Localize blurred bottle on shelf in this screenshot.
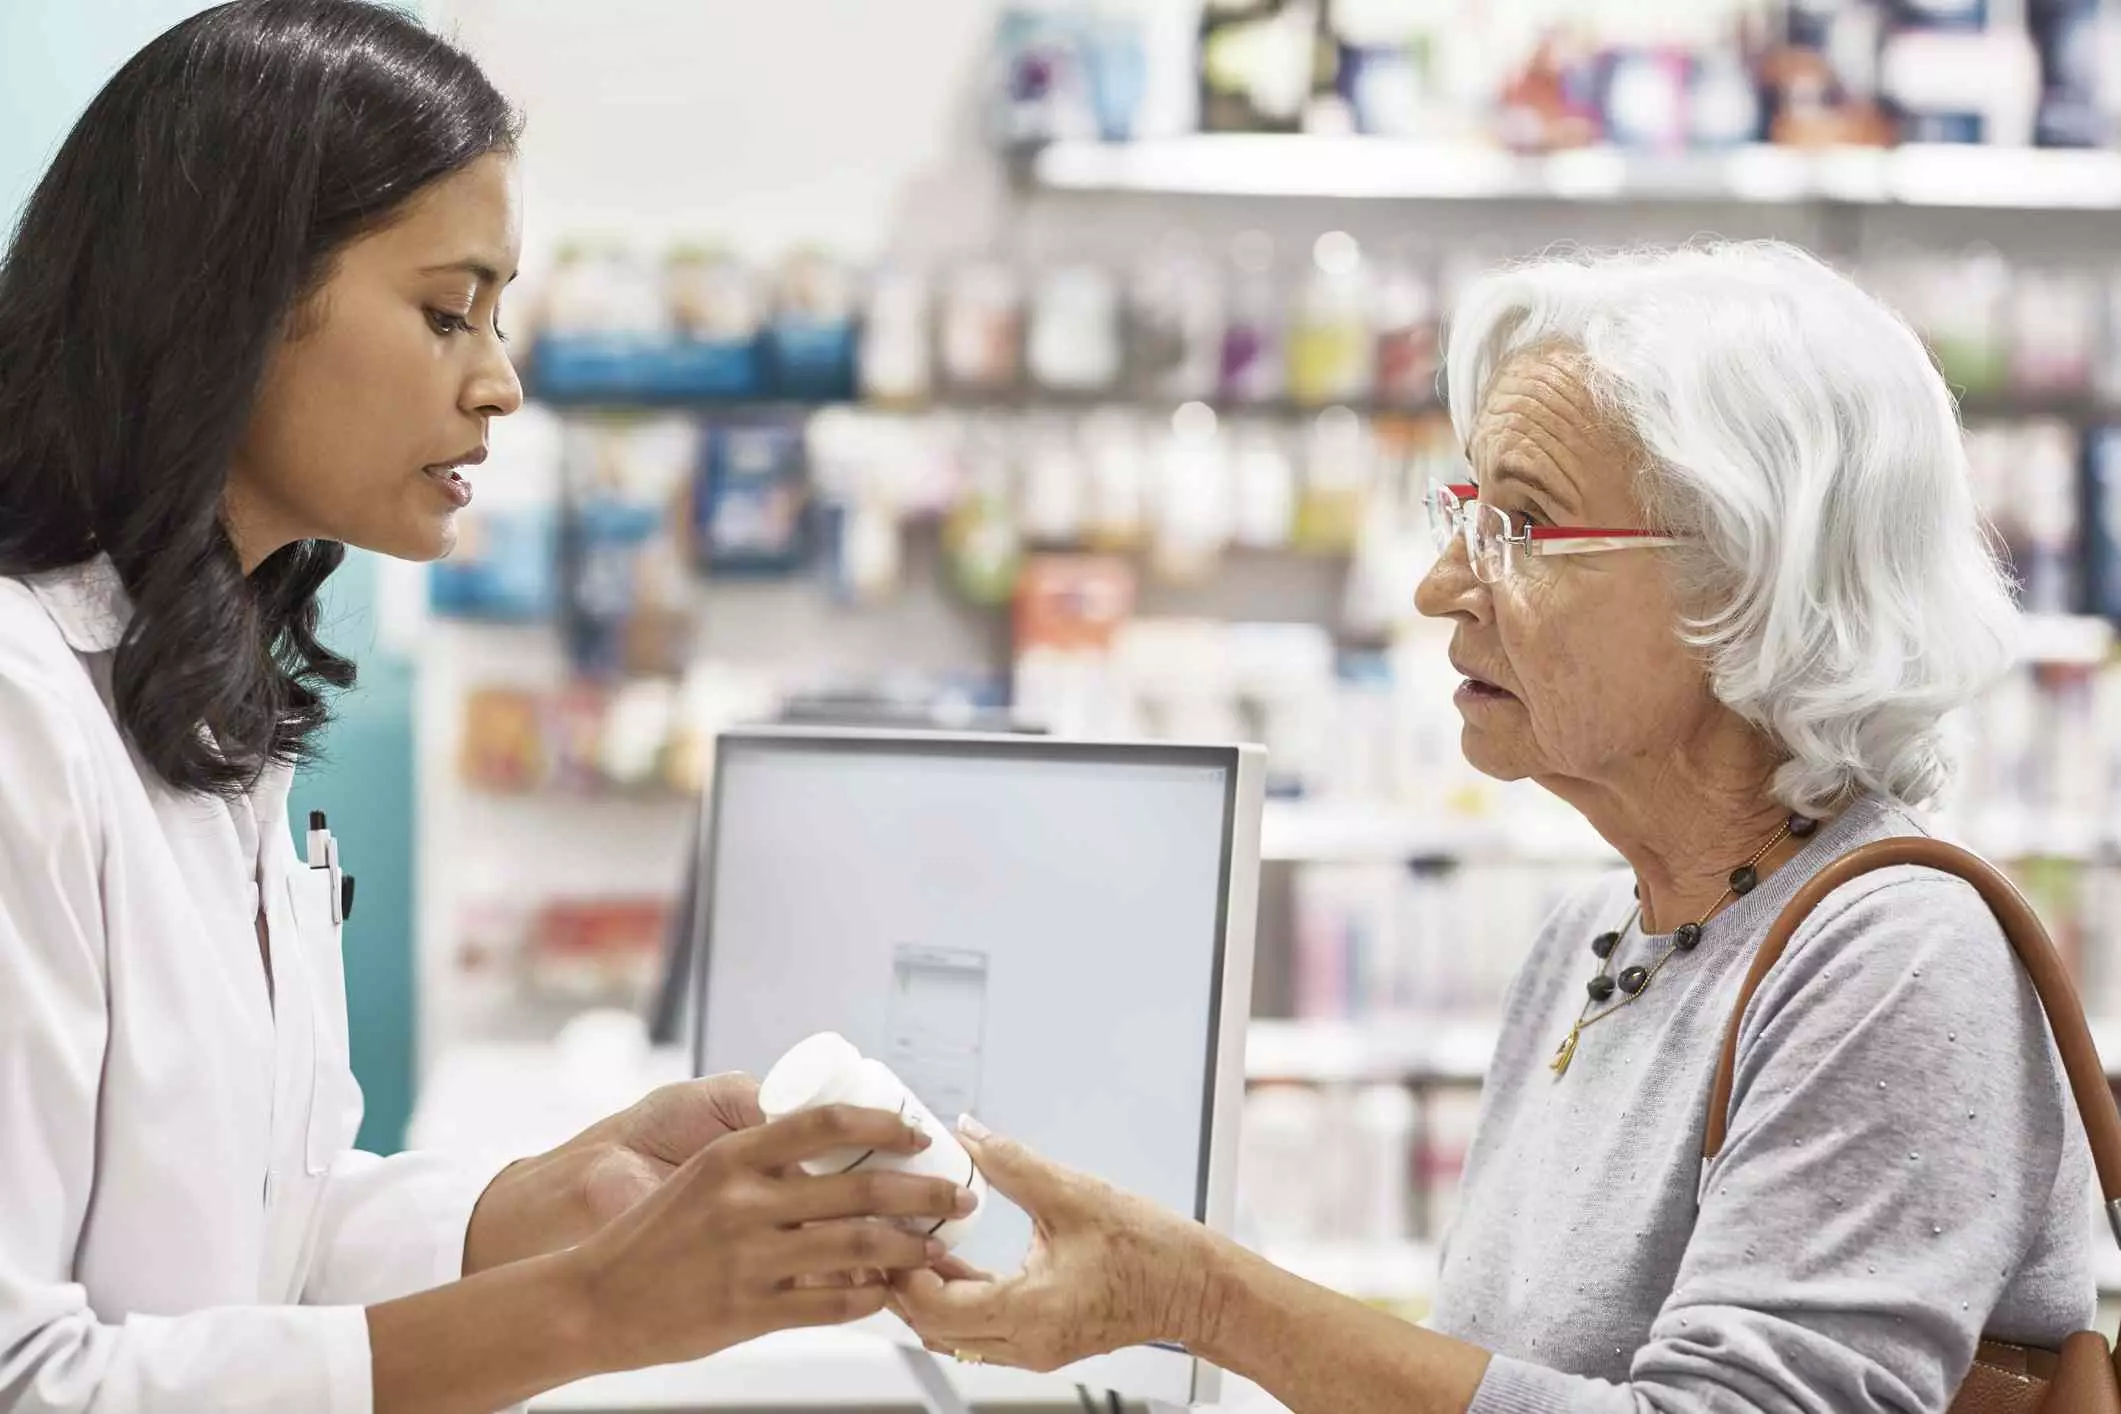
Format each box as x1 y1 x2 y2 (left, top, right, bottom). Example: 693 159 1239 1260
1288 231 1374 408
1220 230 1286 405
859 265 937 407
764 250 859 403
1151 400 1236 579
2030 0 2121 148
1878 3 2040 145
1126 233 1225 402
1081 406 1154 549
1494 26 1602 152
1198 0 1327 134
1027 262 1125 394
1372 254 1442 412
2085 424 2121 620
561 415 698 679
1326 0 1458 140
939 262 1026 396
993 2 1100 147
1020 412 1093 545
663 245 767 399
1295 405 1373 552
1011 552 1140 734
1228 416 1299 549
943 417 1027 605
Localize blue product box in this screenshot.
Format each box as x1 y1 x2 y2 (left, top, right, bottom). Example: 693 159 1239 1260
695 419 811 577
764 318 857 402
428 506 559 620
2082 426 2121 619
560 495 666 679
532 333 764 403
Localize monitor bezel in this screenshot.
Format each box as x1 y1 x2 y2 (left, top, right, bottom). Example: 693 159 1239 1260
686 726 1264 1406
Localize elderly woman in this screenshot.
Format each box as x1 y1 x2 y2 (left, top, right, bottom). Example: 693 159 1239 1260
892 241 2095 1413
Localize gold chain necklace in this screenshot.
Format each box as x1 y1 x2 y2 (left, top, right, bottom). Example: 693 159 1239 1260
1549 813 1814 1078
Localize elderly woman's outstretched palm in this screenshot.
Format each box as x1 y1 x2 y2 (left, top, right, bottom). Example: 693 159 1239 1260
890 1118 1207 1374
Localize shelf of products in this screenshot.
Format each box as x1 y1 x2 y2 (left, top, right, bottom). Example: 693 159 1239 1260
1262 1239 1442 1319
517 236 2121 425
1033 137 2121 209
1247 1017 1496 1084
1260 799 1616 865
995 2 2120 172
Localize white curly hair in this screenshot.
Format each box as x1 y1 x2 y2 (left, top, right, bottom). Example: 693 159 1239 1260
1444 240 2019 814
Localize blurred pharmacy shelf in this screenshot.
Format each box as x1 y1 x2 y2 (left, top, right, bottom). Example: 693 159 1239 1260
1247 1017 1495 1084
2017 613 2118 665
1031 138 2121 211
1260 801 1616 866
1262 1240 1442 1313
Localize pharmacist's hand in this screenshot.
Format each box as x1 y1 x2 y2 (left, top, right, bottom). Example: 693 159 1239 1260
890 1118 1207 1374
583 1073 768 1225
571 1105 981 1374
465 1072 767 1275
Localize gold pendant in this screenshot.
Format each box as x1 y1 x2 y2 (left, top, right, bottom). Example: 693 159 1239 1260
1550 1025 1580 1077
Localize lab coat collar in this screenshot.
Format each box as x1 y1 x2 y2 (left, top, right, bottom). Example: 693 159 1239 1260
25 555 131 654
24 555 298 816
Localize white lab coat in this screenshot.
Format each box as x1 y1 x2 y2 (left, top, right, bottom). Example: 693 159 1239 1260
0 558 506 1413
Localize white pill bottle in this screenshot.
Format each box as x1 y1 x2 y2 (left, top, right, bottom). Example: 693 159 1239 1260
758 1031 988 1251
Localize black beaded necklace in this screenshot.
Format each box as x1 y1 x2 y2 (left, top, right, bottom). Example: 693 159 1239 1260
1549 812 1817 1078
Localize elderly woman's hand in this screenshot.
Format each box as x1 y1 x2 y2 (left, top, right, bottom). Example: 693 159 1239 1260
889 1117 1210 1373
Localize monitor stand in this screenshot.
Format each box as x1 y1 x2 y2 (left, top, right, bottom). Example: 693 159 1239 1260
896 1344 1189 1414
897 1344 975 1414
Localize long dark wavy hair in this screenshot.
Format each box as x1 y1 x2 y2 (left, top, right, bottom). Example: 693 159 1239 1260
0 0 520 795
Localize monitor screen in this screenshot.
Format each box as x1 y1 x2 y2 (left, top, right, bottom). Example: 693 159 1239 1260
692 730 1262 1404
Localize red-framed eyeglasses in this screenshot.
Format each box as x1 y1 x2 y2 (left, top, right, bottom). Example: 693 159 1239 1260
1424 481 1684 584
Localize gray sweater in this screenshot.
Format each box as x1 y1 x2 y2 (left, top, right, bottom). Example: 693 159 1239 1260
1428 795 2096 1413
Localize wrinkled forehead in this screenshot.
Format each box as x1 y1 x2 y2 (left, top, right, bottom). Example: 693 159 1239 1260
1466 344 1643 510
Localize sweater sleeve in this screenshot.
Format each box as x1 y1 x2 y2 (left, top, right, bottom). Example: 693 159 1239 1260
1465 869 2094 1414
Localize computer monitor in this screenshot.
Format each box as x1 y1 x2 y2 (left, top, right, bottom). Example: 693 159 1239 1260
690 728 1265 1406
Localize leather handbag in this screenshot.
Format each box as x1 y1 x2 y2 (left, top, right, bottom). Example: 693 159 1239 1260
1703 837 2121 1413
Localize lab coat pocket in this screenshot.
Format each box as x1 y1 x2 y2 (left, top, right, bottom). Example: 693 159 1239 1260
289 866 363 1176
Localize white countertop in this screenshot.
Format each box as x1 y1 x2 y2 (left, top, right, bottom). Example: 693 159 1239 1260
409 1032 1294 1411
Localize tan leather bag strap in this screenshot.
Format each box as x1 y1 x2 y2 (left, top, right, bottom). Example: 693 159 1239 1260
1702 836 2121 1243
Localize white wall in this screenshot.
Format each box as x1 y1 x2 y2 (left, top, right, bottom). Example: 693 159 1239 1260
435 0 1006 271
0 1 225 230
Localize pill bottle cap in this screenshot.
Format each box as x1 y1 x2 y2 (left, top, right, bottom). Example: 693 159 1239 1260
760 1032 869 1119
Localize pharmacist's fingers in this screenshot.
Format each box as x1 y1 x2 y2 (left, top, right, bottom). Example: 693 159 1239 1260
891 1263 1016 1336
776 1168 973 1226
735 1105 930 1173
772 1282 895 1330
764 1219 940 1284
790 1266 884 1291
928 1253 994 1283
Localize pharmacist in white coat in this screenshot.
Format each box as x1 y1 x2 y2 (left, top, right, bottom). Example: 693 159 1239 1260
0 6 975 1413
